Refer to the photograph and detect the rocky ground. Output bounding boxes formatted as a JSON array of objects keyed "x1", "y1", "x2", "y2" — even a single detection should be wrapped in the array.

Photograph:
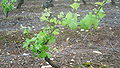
[{"x1": 0, "y1": 0, "x2": 120, "y2": 68}]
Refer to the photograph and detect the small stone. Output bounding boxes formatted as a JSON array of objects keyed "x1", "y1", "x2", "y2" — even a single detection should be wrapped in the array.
[
  {"x1": 22, "y1": 53, "x2": 30, "y2": 56},
  {"x1": 87, "y1": 61, "x2": 90, "y2": 62},
  {"x1": 81, "y1": 57, "x2": 83, "y2": 58},
  {"x1": 93, "y1": 51, "x2": 102, "y2": 54},
  {"x1": 22, "y1": 11, "x2": 25, "y2": 13},
  {"x1": 32, "y1": 26, "x2": 35, "y2": 28},
  {"x1": 46, "y1": 62, "x2": 49, "y2": 64},
  {"x1": 85, "y1": 30, "x2": 89, "y2": 32},
  {"x1": 71, "y1": 59, "x2": 74, "y2": 62},
  {"x1": 70, "y1": 63, "x2": 72, "y2": 64},
  {"x1": 109, "y1": 27, "x2": 112, "y2": 30},
  {"x1": 7, "y1": 52, "x2": 10, "y2": 55},
  {"x1": 66, "y1": 38, "x2": 70, "y2": 41},
  {"x1": 77, "y1": 14, "x2": 80, "y2": 16},
  {"x1": 10, "y1": 61, "x2": 13, "y2": 63},
  {"x1": 41, "y1": 65, "x2": 52, "y2": 68},
  {"x1": 116, "y1": 6, "x2": 119, "y2": 8},
  {"x1": 50, "y1": 58, "x2": 54, "y2": 60},
  {"x1": 61, "y1": 31, "x2": 63, "y2": 33},
  {"x1": 76, "y1": 31, "x2": 79, "y2": 33},
  {"x1": 80, "y1": 29, "x2": 85, "y2": 32},
  {"x1": 97, "y1": 27, "x2": 100, "y2": 29},
  {"x1": 114, "y1": 22, "x2": 117, "y2": 24}
]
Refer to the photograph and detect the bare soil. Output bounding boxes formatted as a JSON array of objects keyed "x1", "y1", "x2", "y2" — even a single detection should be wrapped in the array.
[{"x1": 0, "y1": 0, "x2": 120, "y2": 68}]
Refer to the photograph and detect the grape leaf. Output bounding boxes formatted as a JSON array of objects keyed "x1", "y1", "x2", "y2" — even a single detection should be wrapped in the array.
[{"x1": 70, "y1": 3, "x2": 80, "y2": 10}]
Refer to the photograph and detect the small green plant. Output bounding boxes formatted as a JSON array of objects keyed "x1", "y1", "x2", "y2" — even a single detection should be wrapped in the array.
[
  {"x1": 1, "y1": 0, "x2": 16, "y2": 17},
  {"x1": 23, "y1": 9, "x2": 60, "y2": 67},
  {"x1": 23, "y1": 25, "x2": 60, "y2": 68},
  {"x1": 23, "y1": 0, "x2": 109, "y2": 67},
  {"x1": 23, "y1": 26, "x2": 59, "y2": 58},
  {"x1": 79, "y1": 0, "x2": 110, "y2": 29}
]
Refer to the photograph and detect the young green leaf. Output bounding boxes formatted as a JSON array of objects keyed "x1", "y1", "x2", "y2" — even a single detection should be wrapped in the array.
[
  {"x1": 52, "y1": 29, "x2": 60, "y2": 35},
  {"x1": 38, "y1": 51, "x2": 47, "y2": 58},
  {"x1": 70, "y1": 3, "x2": 80, "y2": 10},
  {"x1": 95, "y1": 2, "x2": 104, "y2": 6},
  {"x1": 66, "y1": 11, "x2": 73, "y2": 19},
  {"x1": 48, "y1": 36, "x2": 56, "y2": 44},
  {"x1": 23, "y1": 39, "x2": 31, "y2": 49},
  {"x1": 39, "y1": 45, "x2": 49, "y2": 51},
  {"x1": 97, "y1": 8, "x2": 106, "y2": 19},
  {"x1": 80, "y1": 12, "x2": 99, "y2": 29},
  {"x1": 40, "y1": 16, "x2": 49, "y2": 21},
  {"x1": 58, "y1": 12, "x2": 64, "y2": 18},
  {"x1": 1, "y1": 0, "x2": 16, "y2": 17},
  {"x1": 11, "y1": 0, "x2": 17, "y2": 3},
  {"x1": 68, "y1": 22, "x2": 78, "y2": 29}
]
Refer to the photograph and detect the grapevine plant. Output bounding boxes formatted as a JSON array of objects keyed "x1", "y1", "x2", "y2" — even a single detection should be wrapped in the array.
[
  {"x1": 23, "y1": 0, "x2": 110, "y2": 67},
  {"x1": 1, "y1": 0, "x2": 16, "y2": 17}
]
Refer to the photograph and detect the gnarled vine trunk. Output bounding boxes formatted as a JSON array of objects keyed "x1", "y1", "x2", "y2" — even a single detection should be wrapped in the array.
[
  {"x1": 45, "y1": 57, "x2": 60, "y2": 68},
  {"x1": 16, "y1": 0, "x2": 24, "y2": 9}
]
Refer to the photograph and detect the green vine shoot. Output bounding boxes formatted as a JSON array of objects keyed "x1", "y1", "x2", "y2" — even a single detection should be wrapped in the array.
[
  {"x1": 23, "y1": 0, "x2": 110, "y2": 67},
  {"x1": 1, "y1": 0, "x2": 16, "y2": 17}
]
